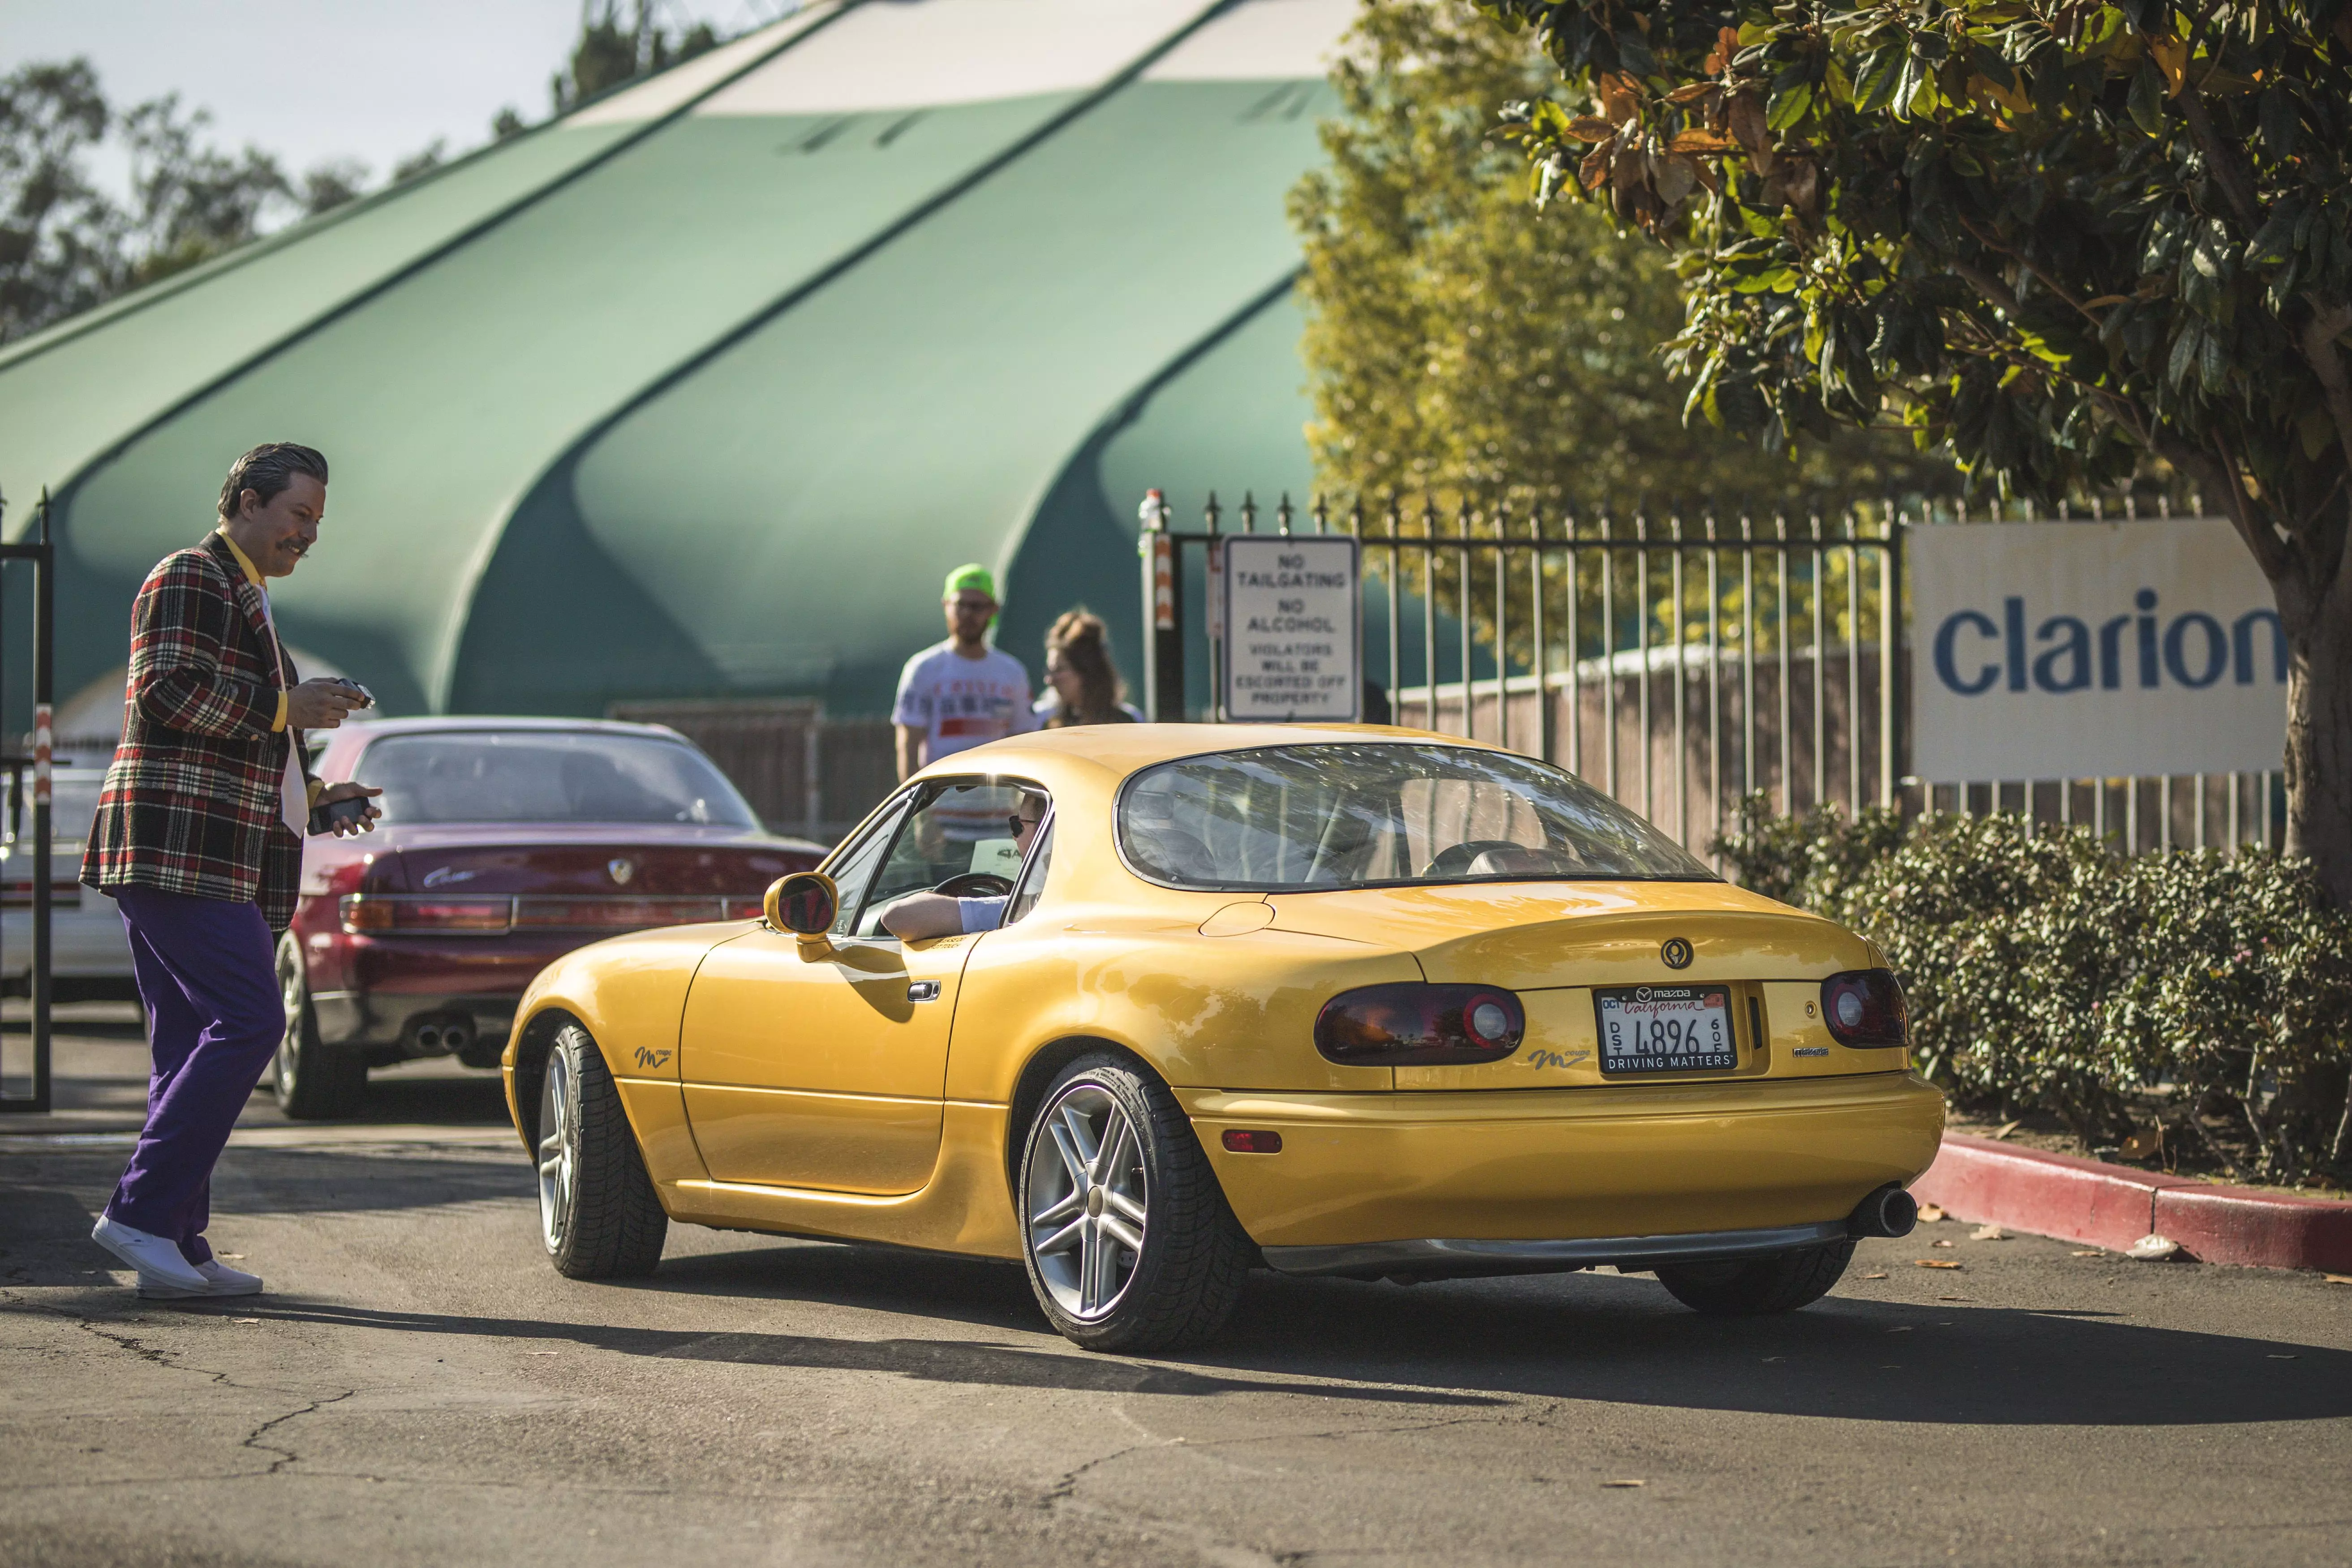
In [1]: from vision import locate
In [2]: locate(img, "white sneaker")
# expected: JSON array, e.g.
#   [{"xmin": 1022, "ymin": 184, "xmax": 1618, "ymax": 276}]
[
  {"xmin": 138, "ymin": 1258, "xmax": 264, "ymax": 1300},
  {"xmin": 91, "ymin": 1216, "xmax": 207, "ymax": 1292}
]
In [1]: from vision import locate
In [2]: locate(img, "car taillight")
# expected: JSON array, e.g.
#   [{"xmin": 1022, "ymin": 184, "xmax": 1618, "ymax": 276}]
[
  {"xmin": 1314, "ymin": 983, "xmax": 1526, "ymax": 1066},
  {"xmin": 340, "ymin": 894, "xmax": 513, "ymax": 934},
  {"xmin": 1821, "ymin": 969, "xmax": 1909, "ymax": 1048}
]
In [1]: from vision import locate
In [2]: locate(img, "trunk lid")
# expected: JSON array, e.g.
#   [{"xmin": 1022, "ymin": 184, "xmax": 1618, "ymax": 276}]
[{"xmin": 1266, "ymin": 881, "xmax": 1903, "ymax": 1090}]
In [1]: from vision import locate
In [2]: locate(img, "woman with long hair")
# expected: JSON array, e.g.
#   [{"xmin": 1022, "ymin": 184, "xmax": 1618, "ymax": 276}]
[{"xmin": 1036, "ymin": 610, "xmax": 1142, "ymax": 727}]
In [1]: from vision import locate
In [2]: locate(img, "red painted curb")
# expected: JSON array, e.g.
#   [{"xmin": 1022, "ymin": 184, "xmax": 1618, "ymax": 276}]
[{"xmin": 1908, "ymin": 1134, "xmax": 2352, "ymax": 1272}]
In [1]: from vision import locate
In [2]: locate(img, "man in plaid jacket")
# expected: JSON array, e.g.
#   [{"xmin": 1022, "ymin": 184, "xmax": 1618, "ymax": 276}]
[{"xmin": 82, "ymin": 442, "xmax": 381, "ymax": 1300}]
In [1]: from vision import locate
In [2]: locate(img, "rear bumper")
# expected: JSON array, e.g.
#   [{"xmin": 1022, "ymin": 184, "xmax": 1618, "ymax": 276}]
[
  {"xmin": 313, "ymin": 989, "xmax": 516, "ymax": 1056},
  {"xmin": 1184, "ymin": 1070, "xmax": 1946, "ymax": 1249},
  {"xmin": 1264, "ymin": 1220, "xmax": 1853, "ymax": 1281}
]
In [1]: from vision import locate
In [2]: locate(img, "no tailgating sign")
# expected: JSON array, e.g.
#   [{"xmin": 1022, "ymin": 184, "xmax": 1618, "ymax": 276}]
[
  {"xmin": 1218, "ymin": 536, "xmax": 1361, "ymax": 721},
  {"xmin": 1910, "ymin": 520, "xmax": 2287, "ymax": 782}
]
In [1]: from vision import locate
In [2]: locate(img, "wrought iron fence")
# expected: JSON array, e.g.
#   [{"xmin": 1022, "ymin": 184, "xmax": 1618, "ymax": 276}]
[{"xmin": 1138, "ymin": 489, "xmax": 2283, "ymax": 863}]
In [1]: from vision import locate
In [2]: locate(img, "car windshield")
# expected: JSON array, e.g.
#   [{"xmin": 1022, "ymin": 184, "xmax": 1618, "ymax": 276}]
[
  {"xmin": 362, "ymin": 731, "xmax": 759, "ymax": 827},
  {"xmin": 1118, "ymin": 743, "xmax": 1714, "ymax": 889}
]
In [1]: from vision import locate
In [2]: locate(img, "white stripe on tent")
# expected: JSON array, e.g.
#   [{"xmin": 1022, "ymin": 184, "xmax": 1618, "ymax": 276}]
[
  {"xmin": 567, "ymin": 6, "xmax": 843, "ymax": 126},
  {"xmin": 692, "ymin": 0, "xmax": 1208, "ymax": 116},
  {"xmin": 1142, "ymin": 0, "xmax": 1356, "ymax": 82}
]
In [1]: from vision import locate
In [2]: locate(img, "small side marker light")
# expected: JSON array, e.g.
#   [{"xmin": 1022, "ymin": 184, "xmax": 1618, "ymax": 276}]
[{"xmin": 1221, "ymin": 1130, "xmax": 1283, "ymax": 1154}]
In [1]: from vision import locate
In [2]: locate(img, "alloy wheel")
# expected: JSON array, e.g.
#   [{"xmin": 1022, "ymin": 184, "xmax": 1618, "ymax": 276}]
[
  {"xmin": 274, "ymin": 946, "xmax": 304, "ymax": 1097},
  {"xmin": 1025, "ymin": 1081, "xmax": 1148, "ymax": 1320},
  {"xmin": 537, "ymin": 1051, "xmax": 576, "ymax": 1253}
]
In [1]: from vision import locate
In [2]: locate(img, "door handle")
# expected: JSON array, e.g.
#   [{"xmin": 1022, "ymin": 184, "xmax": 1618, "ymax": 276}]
[{"xmin": 907, "ymin": 981, "xmax": 941, "ymax": 1002}]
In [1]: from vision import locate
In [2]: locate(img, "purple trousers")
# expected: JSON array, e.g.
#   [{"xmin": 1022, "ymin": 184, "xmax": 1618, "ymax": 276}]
[{"xmin": 102, "ymin": 884, "xmax": 283, "ymax": 1265}]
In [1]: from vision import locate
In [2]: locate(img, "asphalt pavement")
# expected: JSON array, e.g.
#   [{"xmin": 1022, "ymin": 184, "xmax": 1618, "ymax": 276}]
[{"xmin": 4, "ymin": 1013, "xmax": 2348, "ymax": 1567}]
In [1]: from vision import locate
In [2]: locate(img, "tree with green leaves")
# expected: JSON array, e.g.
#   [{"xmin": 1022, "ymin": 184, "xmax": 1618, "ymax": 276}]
[
  {"xmin": 1291, "ymin": 0, "xmax": 1947, "ymax": 514},
  {"xmin": 1477, "ymin": 0, "xmax": 2352, "ymax": 897}
]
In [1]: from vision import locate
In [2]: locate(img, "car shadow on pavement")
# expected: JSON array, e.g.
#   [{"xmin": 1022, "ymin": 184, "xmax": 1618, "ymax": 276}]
[
  {"xmin": 161, "ymin": 1297, "xmax": 1502, "ymax": 1407},
  {"xmin": 1175, "ymin": 1269, "xmax": 2352, "ymax": 1427}
]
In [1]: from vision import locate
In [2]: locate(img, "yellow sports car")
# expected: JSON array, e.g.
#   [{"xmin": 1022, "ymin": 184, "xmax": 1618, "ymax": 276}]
[{"xmin": 503, "ymin": 726, "xmax": 1944, "ymax": 1351}]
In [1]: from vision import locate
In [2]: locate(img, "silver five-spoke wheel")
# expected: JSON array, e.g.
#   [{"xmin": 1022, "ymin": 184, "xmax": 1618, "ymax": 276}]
[
  {"xmin": 537, "ymin": 1047, "xmax": 576, "ymax": 1254},
  {"xmin": 1025, "ymin": 1081, "xmax": 1148, "ymax": 1320}
]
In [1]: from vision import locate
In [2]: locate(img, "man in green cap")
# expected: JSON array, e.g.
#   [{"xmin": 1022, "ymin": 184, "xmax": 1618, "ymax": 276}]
[{"xmin": 892, "ymin": 563, "xmax": 1038, "ymax": 782}]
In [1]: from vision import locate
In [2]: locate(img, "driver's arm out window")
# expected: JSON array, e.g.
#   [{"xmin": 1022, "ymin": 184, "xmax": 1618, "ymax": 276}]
[{"xmin": 855, "ymin": 780, "xmax": 1047, "ymax": 937}]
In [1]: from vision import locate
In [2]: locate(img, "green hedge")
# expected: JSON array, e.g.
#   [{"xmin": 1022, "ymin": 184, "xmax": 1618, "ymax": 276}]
[{"xmin": 1715, "ymin": 797, "xmax": 2352, "ymax": 1182}]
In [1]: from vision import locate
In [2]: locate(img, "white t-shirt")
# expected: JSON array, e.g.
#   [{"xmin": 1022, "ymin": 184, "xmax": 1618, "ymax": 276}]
[{"xmin": 893, "ymin": 640, "xmax": 1039, "ymax": 764}]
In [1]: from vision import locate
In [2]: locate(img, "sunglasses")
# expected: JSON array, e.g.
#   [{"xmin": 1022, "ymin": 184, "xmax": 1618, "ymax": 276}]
[{"xmin": 1006, "ymin": 813, "xmax": 1044, "ymax": 836}]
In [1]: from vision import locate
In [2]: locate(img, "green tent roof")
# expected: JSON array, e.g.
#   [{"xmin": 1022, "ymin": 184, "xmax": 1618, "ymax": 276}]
[{"xmin": 1, "ymin": 0, "xmax": 1347, "ymax": 723}]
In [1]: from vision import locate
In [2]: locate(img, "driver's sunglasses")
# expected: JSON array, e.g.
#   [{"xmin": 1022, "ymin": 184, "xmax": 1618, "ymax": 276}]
[{"xmin": 1007, "ymin": 812, "xmax": 1044, "ymax": 836}]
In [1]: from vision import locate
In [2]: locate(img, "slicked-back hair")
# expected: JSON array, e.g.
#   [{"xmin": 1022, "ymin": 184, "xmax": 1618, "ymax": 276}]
[{"xmin": 217, "ymin": 442, "xmax": 330, "ymax": 520}]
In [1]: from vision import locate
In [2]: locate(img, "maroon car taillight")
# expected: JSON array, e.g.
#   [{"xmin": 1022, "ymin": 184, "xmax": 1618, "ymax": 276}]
[
  {"xmin": 1821, "ymin": 968, "xmax": 1910, "ymax": 1048},
  {"xmin": 340, "ymin": 894, "xmax": 514, "ymax": 935},
  {"xmin": 1314, "ymin": 983, "xmax": 1526, "ymax": 1066}
]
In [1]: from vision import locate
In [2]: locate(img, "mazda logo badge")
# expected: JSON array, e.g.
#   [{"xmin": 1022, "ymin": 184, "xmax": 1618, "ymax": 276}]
[{"xmin": 1661, "ymin": 937, "xmax": 1693, "ymax": 970}]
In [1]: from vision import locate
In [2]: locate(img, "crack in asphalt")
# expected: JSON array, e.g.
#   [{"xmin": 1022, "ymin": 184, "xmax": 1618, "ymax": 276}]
[{"xmin": 241, "ymin": 1389, "xmax": 357, "ymax": 1475}]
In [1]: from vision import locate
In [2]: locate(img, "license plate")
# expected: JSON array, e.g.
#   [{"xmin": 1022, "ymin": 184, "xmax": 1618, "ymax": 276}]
[{"xmin": 1594, "ymin": 984, "xmax": 1737, "ymax": 1074}]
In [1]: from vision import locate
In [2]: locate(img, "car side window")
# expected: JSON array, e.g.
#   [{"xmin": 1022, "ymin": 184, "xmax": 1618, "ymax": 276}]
[
  {"xmin": 822, "ymin": 795, "xmax": 912, "ymax": 937},
  {"xmin": 1002, "ymin": 817, "xmax": 1054, "ymax": 926},
  {"xmin": 854, "ymin": 779, "xmax": 1049, "ymax": 937}
]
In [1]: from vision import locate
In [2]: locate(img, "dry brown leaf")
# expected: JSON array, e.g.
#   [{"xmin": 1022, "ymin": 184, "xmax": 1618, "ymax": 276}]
[
  {"xmin": 1598, "ymin": 71, "xmax": 1641, "ymax": 123},
  {"xmin": 1938, "ymin": 1295, "xmax": 1968, "ymax": 1302},
  {"xmin": 1916, "ymin": 1260, "xmax": 1963, "ymax": 1270},
  {"xmin": 1668, "ymin": 128, "xmax": 1738, "ymax": 153},
  {"xmin": 1860, "ymin": 1272, "xmax": 1889, "ymax": 1280},
  {"xmin": 1667, "ymin": 82, "xmax": 1716, "ymax": 104},
  {"xmin": 1992, "ymin": 1119, "xmax": 2022, "ymax": 1139},
  {"xmin": 2072, "ymin": 1250, "xmax": 2105, "ymax": 1257},
  {"xmin": 1703, "ymin": 25, "xmax": 1738, "ymax": 74},
  {"xmin": 1918, "ymin": 1204, "xmax": 1946, "ymax": 1222},
  {"xmin": 1566, "ymin": 116, "xmax": 1617, "ymax": 143},
  {"xmin": 2324, "ymin": 1274, "xmax": 2352, "ymax": 1285},
  {"xmin": 1579, "ymin": 145, "xmax": 1611, "ymax": 191},
  {"xmin": 1601, "ymin": 1479, "xmax": 1647, "ymax": 1488},
  {"xmin": 1728, "ymin": 91, "xmax": 1769, "ymax": 166},
  {"xmin": 2120, "ymin": 1128, "xmax": 2163, "ymax": 1160},
  {"xmin": 1971, "ymin": 1224, "xmax": 2007, "ymax": 1242},
  {"xmin": 1933, "ymin": 1239, "xmax": 1956, "ymax": 1248}
]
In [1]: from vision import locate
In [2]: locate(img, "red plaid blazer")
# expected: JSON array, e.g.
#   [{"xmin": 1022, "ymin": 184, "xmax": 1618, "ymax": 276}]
[{"xmin": 81, "ymin": 533, "xmax": 313, "ymax": 932}]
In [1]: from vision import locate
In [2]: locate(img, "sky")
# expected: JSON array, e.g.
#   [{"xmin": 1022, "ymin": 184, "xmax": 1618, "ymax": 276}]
[{"xmin": 1, "ymin": 1, "xmax": 800, "ymax": 181}]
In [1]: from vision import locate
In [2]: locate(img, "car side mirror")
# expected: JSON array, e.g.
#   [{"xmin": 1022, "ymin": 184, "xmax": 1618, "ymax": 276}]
[{"xmin": 765, "ymin": 871, "xmax": 838, "ymax": 943}]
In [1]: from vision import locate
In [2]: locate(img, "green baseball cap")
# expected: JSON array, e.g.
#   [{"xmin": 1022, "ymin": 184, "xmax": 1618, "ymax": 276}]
[{"xmin": 943, "ymin": 563, "xmax": 997, "ymax": 601}]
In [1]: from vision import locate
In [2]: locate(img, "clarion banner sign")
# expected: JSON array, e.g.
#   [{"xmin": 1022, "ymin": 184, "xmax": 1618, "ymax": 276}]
[
  {"xmin": 1216, "ymin": 535, "xmax": 1362, "ymax": 722},
  {"xmin": 1909, "ymin": 520, "xmax": 2288, "ymax": 783}
]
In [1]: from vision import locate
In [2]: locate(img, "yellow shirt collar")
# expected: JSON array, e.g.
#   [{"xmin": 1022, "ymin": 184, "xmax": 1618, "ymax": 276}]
[{"xmin": 215, "ymin": 527, "xmax": 264, "ymax": 588}]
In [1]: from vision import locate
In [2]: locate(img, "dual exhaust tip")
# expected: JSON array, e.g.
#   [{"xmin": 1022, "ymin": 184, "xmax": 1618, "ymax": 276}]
[
  {"xmin": 1848, "ymin": 1184, "xmax": 1920, "ymax": 1239},
  {"xmin": 410, "ymin": 1014, "xmax": 475, "ymax": 1056}
]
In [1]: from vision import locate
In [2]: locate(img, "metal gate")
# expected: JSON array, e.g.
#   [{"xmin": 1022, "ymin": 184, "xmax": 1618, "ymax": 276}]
[
  {"xmin": 1138, "ymin": 489, "xmax": 2281, "ymax": 862},
  {"xmin": 1140, "ymin": 490, "xmax": 1900, "ymax": 860},
  {"xmin": 0, "ymin": 493, "xmax": 58, "ymax": 1114}
]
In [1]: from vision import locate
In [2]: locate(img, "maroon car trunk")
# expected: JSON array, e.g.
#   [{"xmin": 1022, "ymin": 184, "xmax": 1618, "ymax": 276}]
[{"xmin": 294, "ymin": 824, "xmax": 818, "ymax": 1066}]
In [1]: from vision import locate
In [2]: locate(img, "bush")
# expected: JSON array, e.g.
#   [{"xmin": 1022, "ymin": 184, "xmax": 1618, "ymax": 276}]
[{"xmin": 1715, "ymin": 796, "xmax": 2352, "ymax": 1181}]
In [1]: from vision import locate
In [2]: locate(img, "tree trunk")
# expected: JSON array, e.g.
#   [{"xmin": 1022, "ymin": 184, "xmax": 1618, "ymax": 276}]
[{"xmin": 2281, "ymin": 573, "xmax": 2352, "ymax": 906}]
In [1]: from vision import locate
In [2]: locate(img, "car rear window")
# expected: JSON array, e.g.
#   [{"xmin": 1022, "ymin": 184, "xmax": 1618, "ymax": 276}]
[
  {"xmin": 360, "ymin": 731, "xmax": 758, "ymax": 827},
  {"xmin": 1118, "ymin": 743, "xmax": 1713, "ymax": 890}
]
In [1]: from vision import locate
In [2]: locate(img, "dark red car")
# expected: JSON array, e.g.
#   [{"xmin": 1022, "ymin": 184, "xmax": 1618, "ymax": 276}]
[{"xmin": 276, "ymin": 717, "xmax": 823, "ymax": 1117}]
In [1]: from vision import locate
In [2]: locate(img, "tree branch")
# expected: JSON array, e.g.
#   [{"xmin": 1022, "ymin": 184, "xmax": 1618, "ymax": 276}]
[
  {"xmin": 1957, "ymin": 214, "xmax": 2102, "ymax": 329},
  {"xmin": 2298, "ymin": 297, "xmax": 2352, "ymax": 480},
  {"xmin": 2178, "ymin": 91, "xmax": 2262, "ymax": 234}
]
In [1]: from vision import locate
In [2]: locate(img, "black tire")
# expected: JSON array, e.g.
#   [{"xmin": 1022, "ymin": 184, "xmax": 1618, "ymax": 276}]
[
  {"xmin": 536, "ymin": 1023, "xmax": 667, "ymax": 1279},
  {"xmin": 272, "ymin": 934, "xmax": 366, "ymax": 1119},
  {"xmin": 1655, "ymin": 1239, "xmax": 1857, "ymax": 1315},
  {"xmin": 1016, "ymin": 1053, "xmax": 1252, "ymax": 1353}
]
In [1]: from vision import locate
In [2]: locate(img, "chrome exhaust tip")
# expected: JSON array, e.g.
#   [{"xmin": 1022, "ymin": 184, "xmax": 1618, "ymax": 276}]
[{"xmin": 1848, "ymin": 1184, "xmax": 1918, "ymax": 1239}]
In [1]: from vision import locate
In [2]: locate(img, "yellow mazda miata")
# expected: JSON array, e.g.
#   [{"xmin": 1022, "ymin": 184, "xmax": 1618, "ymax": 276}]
[{"xmin": 503, "ymin": 726, "xmax": 1944, "ymax": 1351}]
